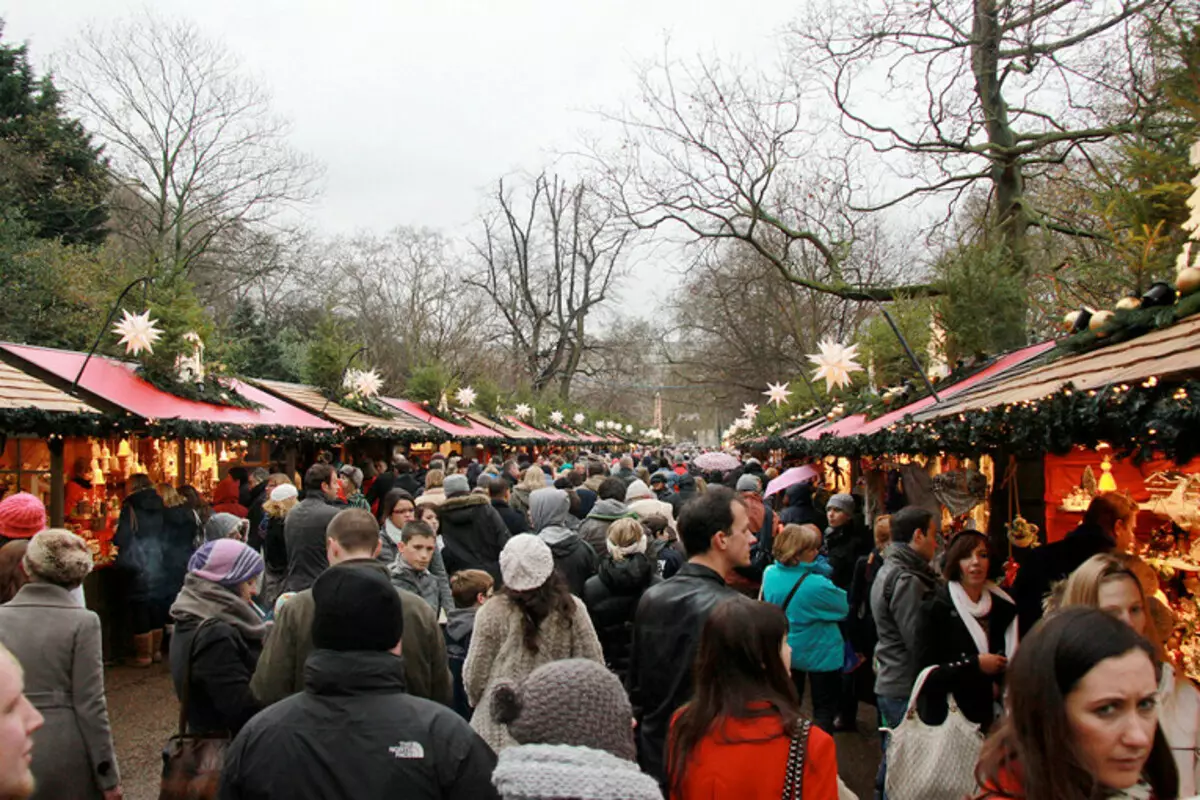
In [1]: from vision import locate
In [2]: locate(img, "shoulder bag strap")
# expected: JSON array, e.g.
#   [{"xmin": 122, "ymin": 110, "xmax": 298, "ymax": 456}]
[
  {"xmin": 778, "ymin": 573, "xmax": 811, "ymax": 613},
  {"xmin": 177, "ymin": 617, "xmax": 218, "ymax": 737},
  {"xmin": 780, "ymin": 718, "xmax": 812, "ymax": 800}
]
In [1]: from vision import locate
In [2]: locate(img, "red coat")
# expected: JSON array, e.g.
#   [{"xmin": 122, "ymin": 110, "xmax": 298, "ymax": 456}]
[
  {"xmin": 212, "ymin": 477, "xmax": 248, "ymax": 518},
  {"xmin": 669, "ymin": 710, "xmax": 838, "ymax": 799}
]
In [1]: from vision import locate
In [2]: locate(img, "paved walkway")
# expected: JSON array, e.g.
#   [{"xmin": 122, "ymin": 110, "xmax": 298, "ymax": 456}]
[{"xmin": 106, "ymin": 664, "xmax": 882, "ymax": 799}]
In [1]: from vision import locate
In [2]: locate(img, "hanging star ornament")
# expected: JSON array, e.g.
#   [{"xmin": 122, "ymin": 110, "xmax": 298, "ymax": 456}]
[
  {"xmin": 741, "ymin": 403, "xmax": 759, "ymax": 420},
  {"xmin": 573, "ymin": 412, "xmax": 586, "ymax": 426},
  {"xmin": 763, "ymin": 381, "xmax": 792, "ymax": 407},
  {"xmin": 343, "ymin": 368, "xmax": 383, "ymax": 399},
  {"xmin": 550, "ymin": 410, "xmax": 564, "ymax": 425},
  {"xmin": 807, "ymin": 339, "xmax": 864, "ymax": 392},
  {"xmin": 112, "ymin": 309, "xmax": 163, "ymax": 356},
  {"xmin": 514, "ymin": 403, "xmax": 532, "ymax": 420},
  {"xmin": 455, "ymin": 386, "xmax": 477, "ymax": 408}
]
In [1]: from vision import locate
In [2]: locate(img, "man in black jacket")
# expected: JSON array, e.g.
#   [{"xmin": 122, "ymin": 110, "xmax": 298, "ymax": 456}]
[
  {"xmin": 220, "ymin": 566, "xmax": 497, "ymax": 799},
  {"xmin": 437, "ymin": 475, "xmax": 512, "ymax": 583},
  {"xmin": 282, "ymin": 464, "xmax": 341, "ymax": 593},
  {"xmin": 488, "ymin": 479, "xmax": 529, "ymax": 536},
  {"xmin": 629, "ymin": 486, "xmax": 753, "ymax": 786}
]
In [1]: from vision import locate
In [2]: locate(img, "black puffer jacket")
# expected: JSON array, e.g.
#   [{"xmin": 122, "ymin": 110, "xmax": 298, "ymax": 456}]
[
  {"xmin": 824, "ymin": 521, "xmax": 871, "ymax": 592},
  {"xmin": 438, "ymin": 493, "xmax": 512, "ymax": 583},
  {"xmin": 629, "ymin": 563, "xmax": 737, "ymax": 784},
  {"xmin": 169, "ymin": 618, "xmax": 262, "ymax": 736},
  {"xmin": 780, "ymin": 482, "xmax": 822, "ymax": 527},
  {"xmin": 159, "ymin": 505, "xmax": 199, "ymax": 603},
  {"xmin": 583, "ymin": 554, "xmax": 660, "ymax": 684},
  {"xmin": 113, "ymin": 488, "xmax": 167, "ymax": 602},
  {"xmin": 220, "ymin": 649, "xmax": 498, "ymax": 799}
]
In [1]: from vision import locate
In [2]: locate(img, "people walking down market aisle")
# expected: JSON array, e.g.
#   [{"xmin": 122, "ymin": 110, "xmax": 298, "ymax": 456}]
[
  {"xmin": 761, "ymin": 523, "xmax": 849, "ymax": 735},
  {"xmin": 914, "ymin": 531, "xmax": 1017, "ymax": 738},
  {"xmin": 1059, "ymin": 553, "xmax": 1200, "ymax": 795},
  {"xmin": 579, "ymin": 477, "xmax": 632, "ymax": 554},
  {"xmin": 168, "ymin": 539, "xmax": 267, "ymax": 738},
  {"xmin": 629, "ymin": 486, "xmax": 750, "ymax": 786},
  {"xmin": 511, "ymin": 466, "xmax": 546, "ymax": 518},
  {"xmin": 531, "ymin": 487, "xmax": 598, "ymax": 597},
  {"xmin": 251, "ymin": 508, "xmax": 451, "ymax": 707},
  {"xmin": 490, "ymin": 479, "xmax": 531, "ymax": 536},
  {"xmin": 463, "ymin": 533, "xmax": 604, "ymax": 753},
  {"xmin": 221, "ymin": 566, "xmax": 499, "ymax": 800},
  {"xmin": 438, "ymin": 474, "xmax": 512, "ymax": 582},
  {"xmin": 667, "ymin": 595, "xmax": 840, "ymax": 799},
  {"xmin": 973, "ymin": 607, "xmax": 1178, "ymax": 800},
  {"xmin": 113, "ymin": 474, "xmax": 168, "ymax": 667},
  {"xmin": 1010, "ymin": 491, "xmax": 1137, "ymax": 636},
  {"xmin": 0, "ymin": 642, "xmax": 44, "ymax": 800},
  {"xmin": 490, "ymin": 659, "xmax": 663, "ymax": 800},
  {"xmin": 281, "ymin": 464, "xmax": 341, "ymax": 594},
  {"xmin": 0, "ymin": 531, "xmax": 121, "ymax": 800},
  {"xmin": 583, "ymin": 517, "xmax": 661, "ymax": 685},
  {"xmin": 869, "ymin": 506, "xmax": 940, "ymax": 798}
]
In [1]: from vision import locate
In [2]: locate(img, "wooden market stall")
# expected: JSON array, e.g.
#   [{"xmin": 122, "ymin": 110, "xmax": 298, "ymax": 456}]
[{"xmin": 382, "ymin": 399, "xmax": 509, "ymax": 462}]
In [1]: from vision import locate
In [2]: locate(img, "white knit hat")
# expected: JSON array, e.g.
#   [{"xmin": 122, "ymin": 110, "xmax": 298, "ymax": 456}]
[
  {"xmin": 500, "ymin": 533, "xmax": 555, "ymax": 592},
  {"xmin": 270, "ymin": 483, "xmax": 298, "ymax": 502}
]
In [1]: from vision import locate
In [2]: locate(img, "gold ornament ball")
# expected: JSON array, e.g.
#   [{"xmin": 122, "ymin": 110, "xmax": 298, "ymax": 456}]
[
  {"xmin": 1063, "ymin": 310, "xmax": 1081, "ymax": 331},
  {"xmin": 1089, "ymin": 309, "xmax": 1115, "ymax": 336},
  {"xmin": 1115, "ymin": 296, "xmax": 1141, "ymax": 311},
  {"xmin": 1177, "ymin": 266, "xmax": 1200, "ymax": 297}
]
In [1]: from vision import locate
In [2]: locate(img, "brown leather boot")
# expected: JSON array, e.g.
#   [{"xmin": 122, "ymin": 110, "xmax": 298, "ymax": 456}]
[
  {"xmin": 150, "ymin": 628, "xmax": 164, "ymax": 663},
  {"xmin": 132, "ymin": 633, "xmax": 154, "ymax": 667}
]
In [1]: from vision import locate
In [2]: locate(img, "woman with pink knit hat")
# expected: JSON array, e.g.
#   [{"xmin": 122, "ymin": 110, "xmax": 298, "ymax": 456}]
[
  {"xmin": 0, "ymin": 492, "xmax": 47, "ymax": 546},
  {"xmin": 168, "ymin": 539, "xmax": 267, "ymax": 736}
]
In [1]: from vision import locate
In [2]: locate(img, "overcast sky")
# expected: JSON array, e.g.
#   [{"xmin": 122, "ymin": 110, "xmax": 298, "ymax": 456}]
[{"xmin": 8, "ymin": 0, "xmax": 809, "ymax": 314}]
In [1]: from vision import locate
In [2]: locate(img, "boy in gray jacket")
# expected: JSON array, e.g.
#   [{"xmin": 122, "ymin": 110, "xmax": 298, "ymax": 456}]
[{"xmin": 390, "ymin": 521, "xmax": 452, "ymax": 620}]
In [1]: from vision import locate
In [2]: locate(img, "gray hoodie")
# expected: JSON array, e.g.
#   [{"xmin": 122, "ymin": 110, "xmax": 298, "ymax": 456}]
[
  {"xmin": 389, "ymin": 557, "xmax": 451, "ymax": 619},
  {"xmin": 578, "ymin": 498, "xmax": 631, "ymax": 555}
]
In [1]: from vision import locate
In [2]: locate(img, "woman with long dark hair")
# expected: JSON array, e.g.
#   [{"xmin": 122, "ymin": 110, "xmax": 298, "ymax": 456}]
[
  {"xmin": 463, "ymin": 533, "xmax": 603, "ymax": 752},
  {"xmin": 668, "ymin": 595, "xmax": 839, "ymax": 799},
  {"xmin": 974, "ymin": 606, "xmax": 1178, "ymax": 800},
  {"xmin": 378, "ymin": 488, "xmax": 417, "ymax": 563}
]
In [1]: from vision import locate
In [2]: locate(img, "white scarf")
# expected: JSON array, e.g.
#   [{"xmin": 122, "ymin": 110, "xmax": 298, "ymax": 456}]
[
  {"xmin": 948, "ymin": 580, "xmax": 1019, "ymax": 660},
  {"xmin": 606, "ymin": 534, "xmax": 648, "ymax": 560},
  {"xmin": 383, "ymin": 519, "xmax": 404, "ymax": 546}
]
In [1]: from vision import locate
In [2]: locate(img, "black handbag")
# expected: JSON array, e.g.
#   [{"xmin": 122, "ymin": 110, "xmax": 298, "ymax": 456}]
[{"xmin": 159, "ymin": 619, "xmax": 230, "ymax": 800}]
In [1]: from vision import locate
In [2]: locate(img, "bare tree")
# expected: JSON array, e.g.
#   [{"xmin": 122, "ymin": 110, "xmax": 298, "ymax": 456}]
[
  {"xmin": 59, "ymin": 13, "xmax": 320, "ymax": 283},
  {"xmin": 468, "ymin": 173, "xmax": 631, "ymax": 400},
  {"xmin": 789, "ymin": 0, "xmax": 1176, "ymax": 273}
]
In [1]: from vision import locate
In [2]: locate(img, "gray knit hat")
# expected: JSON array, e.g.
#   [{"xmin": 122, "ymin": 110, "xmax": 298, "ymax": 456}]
[
  {"xmin": 736, "ymin": 474, "xmax": 761, "ymax": 492},
  {"xmin": 491, "ymin": 659, "xmax": 636, "ymax": 761},
  {"xmin": 827, "ymin": 493, "xmax": 855, "ymax": 514},
  {"xmin": 24, "ymin": 529, "xmax": 93, "ymax": 587},
  {"xmin": 443, "ymin": 474, "xmax": 470, "ymax": 496}
]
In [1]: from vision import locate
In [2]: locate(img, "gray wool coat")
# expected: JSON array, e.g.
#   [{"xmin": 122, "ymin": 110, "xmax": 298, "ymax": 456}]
[{"xmin": 0, "ymin": 582, "xmax": 119, "ymax": 798}]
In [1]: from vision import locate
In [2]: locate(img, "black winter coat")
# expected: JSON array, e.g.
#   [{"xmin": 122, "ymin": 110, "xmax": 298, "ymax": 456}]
[
  {"xmin": 540, "ymin": 529, "xmax": 598, "ymax": 597},
  {"xmin": 630, "ymin": 563, "xmax": 737, "ymax": 784},
  {"xmin": 169, "ymin": 618, "xmax": 263, "ymax": 736},
  {"xmin": 262, "ymin": 515, "xmax": 287, "ymax": 573},
  {"xmin": 245, "ymin": 482, "xmax": 268, "ymax": 550},
  {"xmin": 438, "ymin": 494, "xmax": 512, "ymax": 583},
  {"xmin": 583, "ymin": 554, "xmax": 660, "ymax": 685},
  {"xmin": 282, "ymin": 497, "xmax": 340, "ymax": 594},
  {"xmin": 159, "ymin": 505, "xmax": 199, "ymax": 603},
  {"xmin": 219, "ymin": 649, "xmax": 498, "ymax": 800},
  {"xmin": 1010, "ymin": 522, "xmax": 1114, "ymax": 636},
  {"xmin": 647, "ymin": 538, "xmax": 684, "ymax": 579},
  {"xmin": 915, "ymin": 584, "xmax": 1017, "ymax": 732},
  {"xmin": 113, "ymin": 488, "xmax": 167, "ymax": 602},
  {"xmin": 491, "ymin": 499, "xmax": 530, "ymax": 536},
  {"xmin": 824, "ymin": 521, "xmax": 871, "ymax": 592}
]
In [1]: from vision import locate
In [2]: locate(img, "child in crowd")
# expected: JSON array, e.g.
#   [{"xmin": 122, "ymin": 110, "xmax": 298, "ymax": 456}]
[
  {"xmin": 388, "ymin": 521, "xmax": 452, "ymax": 620},
  {"xmin": 445, "ymin": 569, "xmax": 494, "ymax": 720}
]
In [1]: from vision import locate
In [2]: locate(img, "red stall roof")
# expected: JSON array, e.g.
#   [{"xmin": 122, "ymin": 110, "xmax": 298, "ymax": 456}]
[
  {"xmin": 383, "ymin": 399, "xmax": 508, "ymax": 440},
  {"xmin": 1, "ymin": 343, "xmax": 336, "ymax": 430},
  {"xmin": 503, "ymin": 417, "xmax": 568, "ymax": 442}
]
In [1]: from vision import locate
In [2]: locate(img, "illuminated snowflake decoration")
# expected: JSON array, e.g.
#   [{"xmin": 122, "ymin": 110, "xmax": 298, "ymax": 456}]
[
  {"xmin": 763, "ymin": 381, "xmax": 792, "ymax": 407},
  {"xmin": 625, "ymin": 424, "xmax": 633, "ymax": 434},
  {"xmin": 343, "ymin": 368, "xmax": 383, "ymax": 399},
  {"xmin": 514, "ymin": 403, "xmax": 533, "ymax": 420},
  {"xmin": 808, "ymin": 340, "xmax": 864, "ymax": 392},
  {"xmin": 741, "ymin": 403, "xmax": 759, "ymax": 420},
  {"xmin": 549, "ymin": 410, "xmax": 564, "ymax": 425},
  {"xmin": 573, "ymin": 412, "xmax": 586, "ymax": 426},
  {"xmin": 455, "ymin": 386, "xmax": 477, "ymax": 408},
  {"xmin": 112, "ymin": 309, "xmax": 163, "ymax": 356}
]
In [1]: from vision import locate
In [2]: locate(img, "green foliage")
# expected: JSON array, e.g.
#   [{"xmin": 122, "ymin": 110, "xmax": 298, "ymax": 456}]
[
  {"xmin": 470, "ymin": 377, "xmax": 503, "ymax": 417},
  {"xmin": 0, "ymin": 27, "xmax": 109, "ymax": 245},
  {"xmin": 304, "ymin": 311, "xmax": 358, "ymax": 395},
  {"xmin": 855, "ymin": 298, "xmax": 934, "ymax": 388},
  {"xmin": 224, "ymin": 297, "xmax": 298, "ymax": 382},
  {"xmin": 935, "ymin": 243, "xmax": 1029, "ymax": 359},
  {"xmin": 406, "ymin": 362, "xmax": 452, "ymax": 406},
  {"xmin": 137, "ymin": 277, "xmax": 211, "ymax": 379}
]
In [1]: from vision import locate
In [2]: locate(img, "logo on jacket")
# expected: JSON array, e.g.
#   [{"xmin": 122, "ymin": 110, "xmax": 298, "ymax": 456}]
[{"xmin": 388, "ymin": 741, "xmax": 425, "ymax": 759}]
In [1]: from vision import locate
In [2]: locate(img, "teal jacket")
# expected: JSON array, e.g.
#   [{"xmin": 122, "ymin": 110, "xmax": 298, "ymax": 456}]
[{"xmin": 762, "ymin": 560, "xmax": 849, "ymax": 673}]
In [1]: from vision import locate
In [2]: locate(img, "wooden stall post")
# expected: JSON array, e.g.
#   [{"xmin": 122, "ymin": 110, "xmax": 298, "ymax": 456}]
[
  {"xmin": 49, "ymin": 437, "xmax": 64, "ymax": 527},
  {"xmin": 177, "ymin": 438, "xmax": 187, "ymax": 487}
]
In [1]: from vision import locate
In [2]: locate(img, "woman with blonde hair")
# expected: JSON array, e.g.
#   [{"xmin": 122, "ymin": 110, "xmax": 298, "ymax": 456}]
[
  {"xmin": 420, "ymin": 468, "xmax": 447, "ymax": 507},
  {"xmin": 1060, "ymin": 552, "xmax": 1200, "ymax": 794},
  {"xmin": 260, "ymin": 483, "xmax": 299, "ymax": 608},
  {"xmin": 511, "ymin": 466, "xmax": 546, "ymax": 518},
  {"xmin": 583, "ymin": 518, "xmax": 661, "ymax": 683},
  {"xmin": 760, "ymin": 523, "xmax": 848, "ymax": 733}
]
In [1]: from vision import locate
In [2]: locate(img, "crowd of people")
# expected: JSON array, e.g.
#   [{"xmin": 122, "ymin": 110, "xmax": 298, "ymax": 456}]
[{"xmin": 0, "ymin": 448, "xmax": 1196, "ymax": 800}]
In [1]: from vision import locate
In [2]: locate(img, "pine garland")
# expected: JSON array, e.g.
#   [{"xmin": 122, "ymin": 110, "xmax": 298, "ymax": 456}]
[
  {"xmin": 136, "ymin": 366, "xmax": 265, "ymax": 411},
  {"xmin": 0, "ymin": 408, "xmax": 126, "ymax": 438}
]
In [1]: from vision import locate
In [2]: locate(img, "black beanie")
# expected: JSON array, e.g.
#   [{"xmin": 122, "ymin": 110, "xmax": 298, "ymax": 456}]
[{"xmin": 312, "ymin": 565, "xmax": 404, "ymax": 652}]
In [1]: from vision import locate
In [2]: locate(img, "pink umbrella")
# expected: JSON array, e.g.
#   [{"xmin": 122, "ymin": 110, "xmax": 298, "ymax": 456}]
[
  {"xmin": 693, "ymin": 451, "xmax": 740, "ymax": 471},
  {"xmin": 764, "ymin": 465, "xmax": 818, "ymax": 499}
]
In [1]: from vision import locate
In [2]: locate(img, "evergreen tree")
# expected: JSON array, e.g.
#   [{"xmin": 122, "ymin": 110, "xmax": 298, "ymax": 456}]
[{"xmin": 225, "ymin": 297, "xmax": 295, "ymax": 381}]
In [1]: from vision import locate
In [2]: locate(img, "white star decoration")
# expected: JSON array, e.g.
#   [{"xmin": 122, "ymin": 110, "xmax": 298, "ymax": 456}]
[
  {"xmin": 455, "ymin": 386, "xmax": 477, "ymax": 408},
  {"xmin": 763, "ymin": 381, "xmax": 792, "ymax": 407},
  {"xmin": 550, "ymin": 410, "xmax": 564, "ymax": 425},
  {"xmin": 514, "ymin": 403, "xmax": 532, "ymax": 420},
  {"xmin": 573, "ymin": 412, "xmax": 586, "ymax": 425},
  {"xmin": 741, "ymin": 403, "xmax": 759, "ymax": 420},
  {"xmin": 112, "ymin": 309, "xmax": 163, "ymax": 356},
  {"xmin": 808, "ymin": 340, "xmax": 864, "ymax": 392},
  {"xmin": 625, "ymin": 424, "xmax": 633, "ymax": 434},
  {"xmin": 343, "ymin": 368, "xmax": 383, "ymax": 399}
]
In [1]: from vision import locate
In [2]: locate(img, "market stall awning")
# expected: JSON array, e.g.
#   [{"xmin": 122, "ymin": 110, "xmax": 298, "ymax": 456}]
[
  {"xmin": 503, "ymin": 417, "xmax": 568, "ymax": 442},
  {"xmin": 1, "ymin": 343, "xmax": 336, "ymax": 434},
  {"xmin": 252, "ymin": 379, "xmax": 436, "ymax": 438},
  {"xmin": 462, "ymin": 412, "xmax": 530, "ymax": 441},
  {"xmin": 0, "ymin": 358, "xmax": 102, "ymax": 415},
  {"xmin": 909, "ymin": 317, "xmax": 1200, "ymax": 422},
  {"xmin": 382, "ymin": 399, "xmax": 508, "ymax": 441},
  {"xmin": 0, "ymin": 356, "xmax": 117, "ymax": 437}
]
